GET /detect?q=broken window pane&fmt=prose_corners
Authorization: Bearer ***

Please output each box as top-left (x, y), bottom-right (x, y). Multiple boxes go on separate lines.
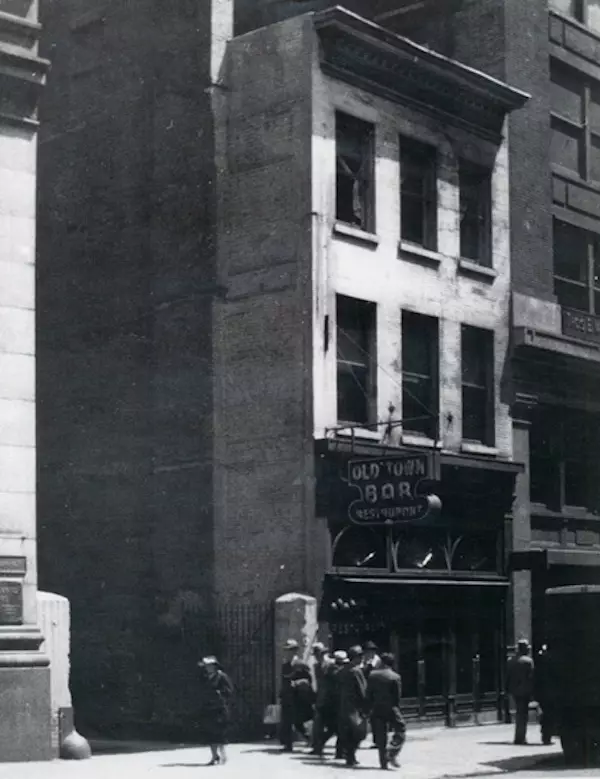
top-left (336, 112), bottom-right (375, 231)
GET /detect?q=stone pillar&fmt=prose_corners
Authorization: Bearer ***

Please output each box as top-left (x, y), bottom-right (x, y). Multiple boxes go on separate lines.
top-left (274, 593), bottom-right (318, 697)
top-left (510, 394), bottom-right (536, 645)
top-left (0, 0), bottom-right (52, 762)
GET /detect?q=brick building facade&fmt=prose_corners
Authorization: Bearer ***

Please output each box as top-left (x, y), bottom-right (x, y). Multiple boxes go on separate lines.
top-left (0, 0), bottom-right (51, 762)
top-left (42, 0), bottom-right (596, 740)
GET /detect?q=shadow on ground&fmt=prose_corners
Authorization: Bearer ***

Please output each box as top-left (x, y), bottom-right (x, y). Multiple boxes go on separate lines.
top-left (89, 740), bottom-right (197, 756)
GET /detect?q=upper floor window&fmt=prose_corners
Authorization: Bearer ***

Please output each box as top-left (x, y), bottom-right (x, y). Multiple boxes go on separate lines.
top-left (336, 112), bottom-right (375, 232)
top-left (550, 61), bottom-right (600, 183)
top-left (400, 137), bottom-right (438, 250)
top-left (402, 311), bottom-right (439, 439)
top-left (461, 325), bottom-right (494, 445)
top-left (553, 219), bottom-right (600, 313)
top-left (530, 404), bottom-right (600, 514)
top-left (550, 0), bottom-right (600, 34)
top-left (459, 161), bottom-right (492, 266)
top-left (336, 295), bottom-right (376, 427)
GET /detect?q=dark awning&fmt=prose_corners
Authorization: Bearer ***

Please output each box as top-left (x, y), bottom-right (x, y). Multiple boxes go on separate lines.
top-left (339, 575), bottom-right (509, 588)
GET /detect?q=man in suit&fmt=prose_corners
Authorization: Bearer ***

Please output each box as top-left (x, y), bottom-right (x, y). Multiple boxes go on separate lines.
top-left (310, 642), bottom-right (335, 756)
top-left (507, 638), bottom-right (535, 746)
top-left (279, 639), bottom-right (313, 752)
top-left (367, 652), bottom-right (406, 770)
top-left (337, 645), bottom-right (368, 768)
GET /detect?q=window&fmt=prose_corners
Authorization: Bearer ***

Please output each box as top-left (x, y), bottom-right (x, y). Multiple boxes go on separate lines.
top-left (336, 295), bottom-right (376, 426)
top-left (550, 61), bottom-right (600, 183)
top-left (402, 311), bottom-right (439, 439)
top-left (550, 0), bottom-right (600, 33)
top-left (336, 112), bottom-right (375, 232)
top-left (400, 137), bottom-right (437, 249)
top-left (461, 326), bottom-right (494, 445)
top-left (530, 405), bottom-right (600, 513)
top-left (459, 161), bottom-right (492, 266)
top-left (553, 219), bottom-right (600, 313)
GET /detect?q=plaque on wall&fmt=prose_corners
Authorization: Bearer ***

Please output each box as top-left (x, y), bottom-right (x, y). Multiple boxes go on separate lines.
top-left (0, 557), bottom-right (26, 577)
top-left (0, 581), bottom-right (23, 625)
top-left (562, 308), bottom-right (600, 346)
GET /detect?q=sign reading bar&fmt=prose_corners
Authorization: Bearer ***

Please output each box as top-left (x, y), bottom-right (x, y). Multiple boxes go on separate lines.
top-left (0, 581), bottom-right (22, 625)
top-left (347, 453), bottom-right (438, 525)
top-left (562, 308), bottom-right (600, 346)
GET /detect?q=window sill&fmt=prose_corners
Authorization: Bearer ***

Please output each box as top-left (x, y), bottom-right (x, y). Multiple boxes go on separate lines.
top-left (336, 426), bottom-right (382, 442)
top-left (457, 258), bottom-right (497, 282)
top-left (401, 433), bottom-right (441, 449)
top-left (460, 441), bottom-right (499, 457)
top-left (531, 503), bottom-right (600, 522)
top-left (333, 221), bottom-right (380, 248)
top-left (398, 241), bottom-right (443, 268)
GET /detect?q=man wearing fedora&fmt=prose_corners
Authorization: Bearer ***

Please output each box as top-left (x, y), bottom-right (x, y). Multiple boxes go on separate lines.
top-left (337, 645), bottom-right (368, 767)
top-left (507, 638), bottom-right (535, 745)
top-left (310, 642), bottom-right (336, 756)
top-left (279, 638), bottom-right (313, 752)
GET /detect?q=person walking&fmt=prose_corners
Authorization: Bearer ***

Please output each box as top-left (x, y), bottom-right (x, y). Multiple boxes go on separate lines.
top-left (337, 645), bottom-right (368, 768)
top-left (507, 638), bottom-right (535, 745)
top-left (279, 638), bottom-right (313, 752)
top-left (197, 656), bottom-right (234, 766)
top-left (367, 652), bottom-right (407, 770)
top-left (535, 644), bottom-right (555, 745)
top-left (363, 641), bottom-right (382, 679)
top-left (309, 642), bottom-right (335, 756)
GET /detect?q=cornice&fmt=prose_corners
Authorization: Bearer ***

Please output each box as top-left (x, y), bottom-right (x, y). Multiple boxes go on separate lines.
top-left (313, 6), bottom-right (530, 142)
top-left (0, 11), bottom-right (41, 39)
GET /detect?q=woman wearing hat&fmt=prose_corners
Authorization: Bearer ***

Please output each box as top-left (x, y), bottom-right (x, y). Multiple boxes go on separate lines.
top-left (198, 656), bottom-right (234, 765)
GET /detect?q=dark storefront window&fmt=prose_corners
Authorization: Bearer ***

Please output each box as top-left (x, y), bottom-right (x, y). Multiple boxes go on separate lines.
top-left (459, 160), bottom-right (492, 266)
top-left (400, 137), bottom-right (437, 250)
top-left (331, 525), bottom-right (387, 569)
top-left (336, 295), bottom-right (376, 427)
top-left (530, 405), bottom-right (600, 514)
top-left (550, 59), bottom-right (600, 182)
top-left (402, 311), bottom-right (439, 439)
top-left (336, 112), bottom-right (375, 231)
top-left (461, 325), bottom-right (494, 445)
top-left (392, 528), bottom-right (499, 574)
top-left (553, 218), bottom-right (600, 314)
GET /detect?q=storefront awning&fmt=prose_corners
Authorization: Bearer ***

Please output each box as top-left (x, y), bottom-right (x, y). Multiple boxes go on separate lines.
top-left (338, 575), bottom-right (509, 588)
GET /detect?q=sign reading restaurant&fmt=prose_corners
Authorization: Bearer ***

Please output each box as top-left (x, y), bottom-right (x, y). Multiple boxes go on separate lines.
top-left (347, 453), bottom-right (440, 525)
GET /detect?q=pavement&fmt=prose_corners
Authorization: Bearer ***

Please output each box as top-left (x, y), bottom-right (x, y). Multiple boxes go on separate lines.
top-left (0, 723), bottom-right (595, 779)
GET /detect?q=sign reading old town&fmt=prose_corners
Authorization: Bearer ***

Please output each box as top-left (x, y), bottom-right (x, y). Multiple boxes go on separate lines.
top-left (346, 453), bottom-right (439, 524)
top-left (562, 308), bottom-right (600, 346)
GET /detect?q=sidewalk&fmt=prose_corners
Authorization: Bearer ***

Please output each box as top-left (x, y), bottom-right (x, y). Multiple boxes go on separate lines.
top-left (0, 724), bottom-right (567, 779)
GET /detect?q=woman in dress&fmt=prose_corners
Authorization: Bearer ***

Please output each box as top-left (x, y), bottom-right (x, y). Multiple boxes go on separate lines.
top-left (198, 656), bottom-right (234, 765)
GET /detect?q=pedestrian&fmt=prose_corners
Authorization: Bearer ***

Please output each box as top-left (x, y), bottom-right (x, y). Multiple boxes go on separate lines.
top-left (535, 644), bottom-right (555, 745)
top-left (507, 638), bottom-right (535, 745)
top-left (310, 643), bottom-right (337, 756)
top-left (197, 656), bottom-right (234, 766)
top-left (332, 650), bottom-right (349, 760)
top-left (279, 638), bottom-right (313, 752)
top-left (367, 652), bottom-right (407, 770)
top-left (337, 645), bottom-right (368, 768)
top-left (363, 641), bottom-right (382, 679)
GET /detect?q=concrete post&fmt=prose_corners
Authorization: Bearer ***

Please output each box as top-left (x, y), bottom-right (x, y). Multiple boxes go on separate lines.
top-left (511, 405), bottom-right (534, 646)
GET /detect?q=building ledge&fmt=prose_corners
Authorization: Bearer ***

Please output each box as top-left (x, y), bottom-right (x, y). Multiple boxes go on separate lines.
top-left (313, 6), bottom-right (529, 142)
top-left (457, 258), bottom-right (497, 282)
top-left (0, 11), bottom-right (41, 38)
top-left (333, 221), bottom-right (379, 248)
top-left (401, 433), bottom-right (441, 449)
top-left (513, 326), bottom-right (600, 364)
top-left (398, 241), bottom-right (443, 268)
top-left (460, 441), bottom-right (499, 457)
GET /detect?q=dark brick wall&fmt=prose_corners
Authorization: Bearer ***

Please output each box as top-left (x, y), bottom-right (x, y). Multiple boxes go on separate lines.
top-left (37, 0), bottom-right (218, 735)
top-left (213, 17), bottom-right (315, 606)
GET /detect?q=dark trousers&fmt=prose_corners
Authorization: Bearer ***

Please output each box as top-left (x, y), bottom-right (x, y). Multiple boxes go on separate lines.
top-left (280, 703), bottom-right (308, 750)
top-left (539, 702), bottom-right (556, 744)
top-left (371, 709), bottom-right (406, 766)
top-left (514, 696), bottom-right (530, 745)
top-left (312, 706), bottom-right (336, 753)
top-left (337, 718), bottom-right (362, 765)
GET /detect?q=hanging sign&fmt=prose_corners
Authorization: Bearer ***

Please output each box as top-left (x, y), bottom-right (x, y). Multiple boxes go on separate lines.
top-left (346, 453), bottom-right (440, 524)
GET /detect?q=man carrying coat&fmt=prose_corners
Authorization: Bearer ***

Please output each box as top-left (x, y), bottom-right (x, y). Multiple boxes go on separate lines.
top-left (279, 639), bottom-right (313, 752)
top-left (337, 645), bottom-right (368, 768)
top-left (367, 652), bottom-right (406, 770)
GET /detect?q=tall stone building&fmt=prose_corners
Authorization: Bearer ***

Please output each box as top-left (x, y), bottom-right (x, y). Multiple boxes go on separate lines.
top-left (0, 0), bottom-right (51, 762)
top-left (37, 0), bottom-right (528, 737)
